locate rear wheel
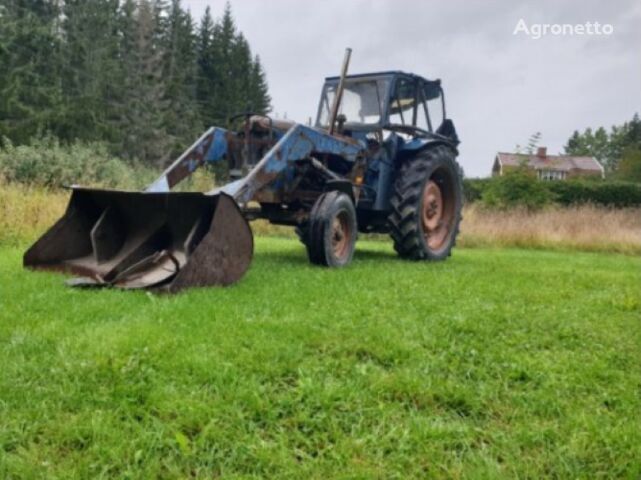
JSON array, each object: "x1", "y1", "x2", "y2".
[
  {"x1": 305, "y1": 191, "x2": 357, "y2": 267},
  {"x1": 388, "y1": 145, "x2": 462, "y2": 260}
]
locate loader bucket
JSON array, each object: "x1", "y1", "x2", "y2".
[{"x1": 24, "y1": 188, "x2": 253, "y2": 292}]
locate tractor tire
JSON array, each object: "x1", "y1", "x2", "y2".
[
  {"x1": 388, "y1": 145, "x2": 462, "y2": 260},
  {"x1": 306, "y1": 191, "x2": 357, "y2": 267}
]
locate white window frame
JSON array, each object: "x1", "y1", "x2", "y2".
[{"x1": 538, "y1": 169, "x2": 566, "y2": 181}]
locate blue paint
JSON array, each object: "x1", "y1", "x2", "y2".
[
  {"x1": 400, "y1": 137, "x2": 428, "y2": 151},
  {"x1": 234, "y1": 124, "x2": 365, "y2": 204},
  {"x1": 205, "y1": 128, "x2": 228, "y2": 163}
]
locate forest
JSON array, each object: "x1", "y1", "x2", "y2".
[{"x1": 0, "y1": 0, "x2": 271, "y2": 167}]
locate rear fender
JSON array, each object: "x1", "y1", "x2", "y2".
[{"x1": 398, "y1": 137, "x2": 457, "y2": 156}]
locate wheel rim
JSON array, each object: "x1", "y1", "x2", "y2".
[
  {"x1": 331, "y1": 211, "x2": 352, "y2": 259},
  {"x1": 421, "y1": 178, "x2": 454, "y2": 251}
]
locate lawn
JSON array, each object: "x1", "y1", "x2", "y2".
[{"x1": 1, "y1": 237, "x2": 640, "y2": 479}]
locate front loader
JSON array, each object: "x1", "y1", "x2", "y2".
[{"x1": 25, "y1": 49, "x2": 463, "y2": 292}]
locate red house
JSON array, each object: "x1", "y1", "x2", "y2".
[{"x1": 492, "y1": 147, "x2": 604, "y2": 180}]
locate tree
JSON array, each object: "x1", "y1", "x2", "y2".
[
  {"x1": 515, "y1": 132, "x2": 541, "y2": 154},
  {"x1": 249, "y1": 55, "x2": 271, "y2": 114},
  {"x1": 624, "y1": 113, "x2": 641, "y2": 149},
  {"x1": 526, "y1": 131, "x2": 542, "y2": 154},
  {"x1": 564, "y1": 113, "x2": 641, "y2": 174},
  {"x1": 212, "y1": 2, "x2": 239, "y2": 121},
  {"x1": 0, "y1": 0, "x2": 63, "y2": 143},
  {"x1": 565, "y1": 130, "x2": 583, "y2": 154},
  {"x1": 0, "y1": 0, "x2": 271, "y2": 169},
  {"x1": 117, "y1": 0, "x2": 172, "y2": 166},
  {"x1": 58, "y1": 0, "x2": 122, "y2": 145},
  {"x1": 161, "y1": 0, "x2": 200, "y2": 156},
  {"x1": 617, "y1": 147, "x2": 641, "y2": 182},
  {"x1": 565, "y1": 127, "x2": 592, "y2": 156},
  {"x1": 196, "y1": 6, "x2": 219, "y2": 127},
  {"x1": 195, "y1": 2, "x2": 270, "y2": 125},
  {"x1": 608, "y1": 124, "x2": 628, "y2": 169},
  {"x1": 591, "y1": 127, "x2": 610, "y2": 166}
]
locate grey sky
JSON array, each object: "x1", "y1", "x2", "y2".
[{"x1": 184, "y1": 0, "x2": 640, "y2": 177}]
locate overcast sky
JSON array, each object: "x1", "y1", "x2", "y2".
[{"x1": 184, "y1": 0, "x2": 640, "y2": 177}]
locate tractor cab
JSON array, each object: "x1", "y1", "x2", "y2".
[{"x1": 315, "y1": 71, "x2": 458, "y2": 143}]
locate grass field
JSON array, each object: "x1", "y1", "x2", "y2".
[{"x1": 1, "y1": 237, "x2": 640, "y2": 478}]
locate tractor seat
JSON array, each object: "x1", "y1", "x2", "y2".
[{"x1": 249, "y1": 115, "x2": 295, "y2": 133}]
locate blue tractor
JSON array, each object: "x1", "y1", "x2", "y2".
[{"x1": 25, "y1": 50, "x2": 463, "y2": 291}]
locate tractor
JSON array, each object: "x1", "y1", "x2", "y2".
[{"x1": 25, "y1": 49, "x2": 463, "y2": 291}]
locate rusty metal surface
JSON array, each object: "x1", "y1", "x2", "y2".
[
  {"x1": 249, "y1": 115, "x2": 294, "y2": 133},
  {"x1": 328, "y1": 48, "x2": 352, "y2": 136},
  {"x1": 226, "y1": 124, "x2": 365, "y2": 204},
  {"x1": 422, "y1": 180, "x2": 448, "y2": 249},
  {"x1": 24, "y1": 189, "x2": 253, "y2": 291},
  {"x1": 167, "y1": 194, "x2": 253, "y2": 292}
]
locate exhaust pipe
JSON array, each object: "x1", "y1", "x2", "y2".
[{"x1": 24, "y1": 188, "x2": 253, "y2": 292}]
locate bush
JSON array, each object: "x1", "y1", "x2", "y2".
[
  {"x1": 0, "y1": 136, "x2": 152, "y2": 189},
  {"x1": 465, "y1": 175, "x2": 641, "y2": 208},
  {"x1": 462, "y1": 177, "x2": 492, "y2": 203},
  {"x1": 547, "y1": 180, "x2": 641, "y2": 208},
  {"x1": 481, "y1": 169, "x2": 553, "y2": 210}
]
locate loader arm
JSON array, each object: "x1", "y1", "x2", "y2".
[
  {"x1": 218, "y1": 124, "x2": 364, "y2": 204},
  {"x1": 147, "y1": 123, "x2": 365, "y2": 205},
  {"x1": 147, "y1": 127, "x2": 229, "y2": 192}
]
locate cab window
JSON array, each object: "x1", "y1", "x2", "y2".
[
  {"x1": 388, "y1": 78, "x2": 416, "y2": 126},
  {"x1": 415, "y1": 87, "x2": 430, "y2": 131},
  {"x1": 423, "y1": 82, "x2": 444, "y2": 132}
]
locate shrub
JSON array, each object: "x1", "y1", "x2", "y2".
[
  {"x1": 0, "y1": 136, "x2": 152, "y2": 189},
  {"x1": 547, "y1": 180, "x2": 641, "y2": 208},
  {"x1": 481, "y1": 169, "x2": 553, "y2": 210},
  {"x1": 462, "y1": 178, "x2": 492, "y2": 203},
  {"x1": 465, "y1": 175, "x2": 641, "y2": 208}
]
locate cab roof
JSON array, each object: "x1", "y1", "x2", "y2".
[{"x1": 324, "y1": 71, "x2": 440, "y2": 86}]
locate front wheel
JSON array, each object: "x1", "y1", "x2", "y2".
[
  {"x1": 305, "y1": 191, "x2": 357, "y2": 267},
  {"x1": 388, "y1": 145, "x2": 462, "y2": 260}
]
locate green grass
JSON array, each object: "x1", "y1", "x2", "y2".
[{"x1": 1, "y1": 238, "x2": 640, "y2": 479}]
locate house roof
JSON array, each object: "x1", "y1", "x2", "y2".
[{"x1": 495, "y1": 152, "x2": 603, "y2": 173}]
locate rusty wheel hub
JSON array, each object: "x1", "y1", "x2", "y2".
[
  {"x1": 331, "y1": 211, "x2": 351, "y2": 259},
  {"x1": 422, "y1": 180, "x2": 451, "y2": 250}
]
